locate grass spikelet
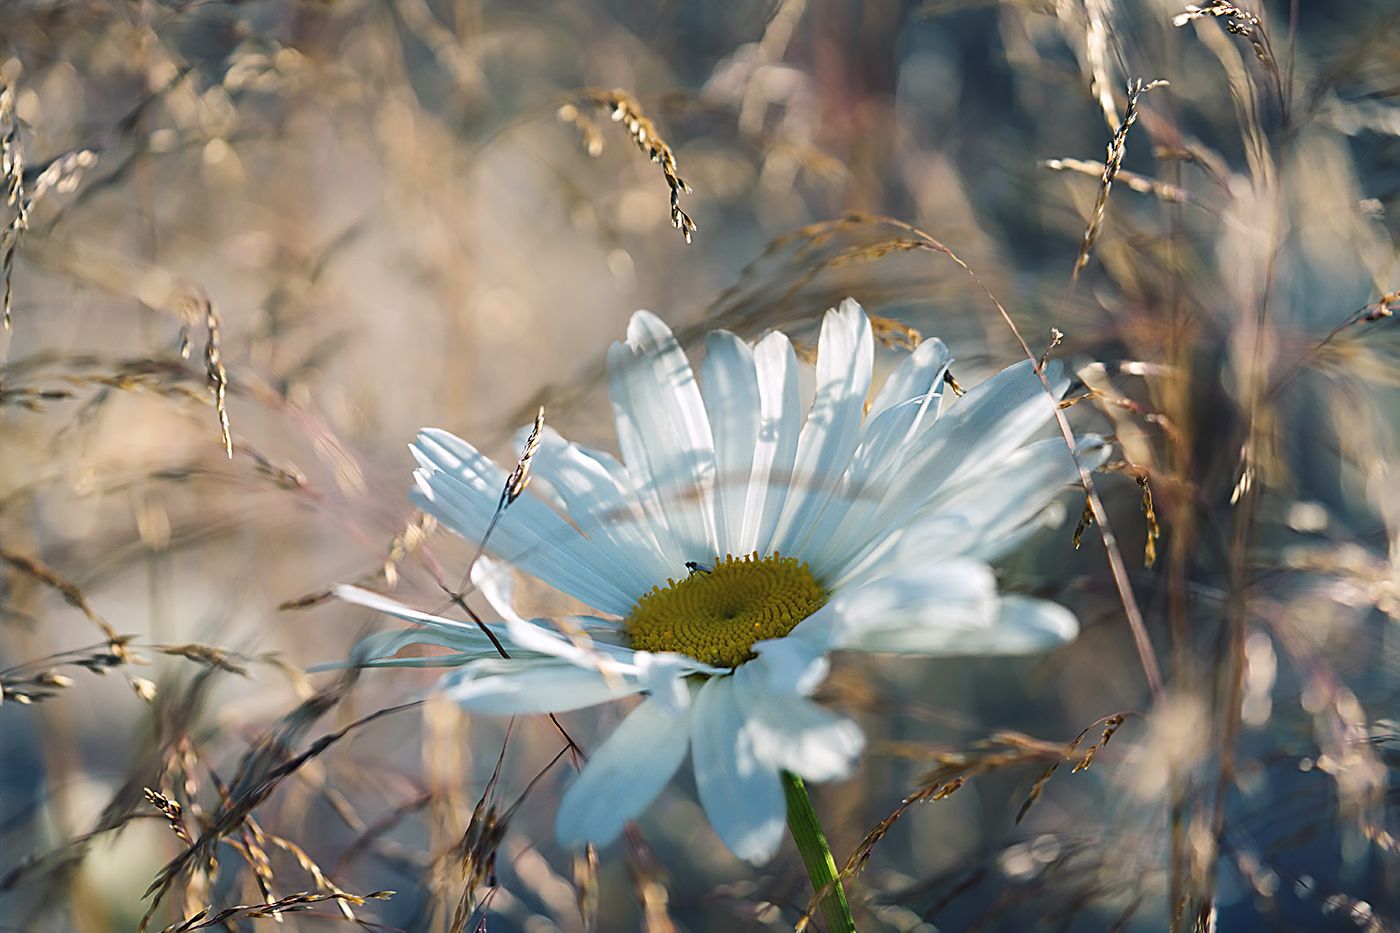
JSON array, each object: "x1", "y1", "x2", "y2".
[
  {"x1": 1, "y1": 78, "x2": 25, "y2": 332},
  {"x1": 573, "y1": 89, "x2": 696, "y2": 243},
  {"x1": 1070, "y1": 78, "x2": 1168, "y2": 287},
  {"x1": 1136, "y1": 475, "x2": 1160, "y2": 569},
  {"x1": 1071, "y1": 495, "x2": 1096, "y2": 549},
  {"x1": 504, "y1": 406, "x2": 544, "y2": 507},
  {"x1": 144, "y1": 788, "x2": 194, "y2": 845},
  {"x1": 182, "y1": 294, "x2": 233, "y2": 459},
  {"x1": 1173, "y1": 1, "x2": 1285, "y2": 113}
]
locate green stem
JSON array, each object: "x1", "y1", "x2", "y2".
[{"x1": 781, "y1": 771, "x2": 856, "y2": 932}]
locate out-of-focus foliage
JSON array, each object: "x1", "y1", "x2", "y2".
[{"x1": 1, "y1": 0, "x2": 1396, "y2": 930}]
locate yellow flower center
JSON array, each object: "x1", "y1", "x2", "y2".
[{"x1": 625, "y1": 552, "x2": 828, "y2": 668}]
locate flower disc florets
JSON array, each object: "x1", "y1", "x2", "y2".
[{"x1": 625, "y1": 552, "x2": 828, "y2": 667}]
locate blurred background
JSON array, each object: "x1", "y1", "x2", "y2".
[{"x1": 1, "y1": 0, "x2": 1397, "y2": 930}]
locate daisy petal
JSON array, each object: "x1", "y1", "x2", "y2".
[
  {"x1": 438, "y1": 657, "x2": 643, "y2": 714},
  {"x1": 522, "y1": 426, "x2": 678, "y2": 584},
  {"x1": 924, "y1": 435, "x2": 1111, "y2": 561},
  {"x1": 691, "y1": 675, "x2": 787, "y2": 864},
  {"x1": 410, "y1": 429, "x2": 638, "y2": 614},
  {"x1": 732, "y1": 666, "x2": 864, "y2": 782},
  {"x1": 805, "y1": 338, "x2": 951, "y2": 577},
  {"x1": 555, "y1": 696, "x2": 691, "y2": 848},
  {"x1": 311, "y1": 629, "x2": 489, "y2": 671},
  {"x1": 975, "y1": 595, "x2": 1080, "y2": 654},
  {"x1": 791, "y1": 558, "x2": 1000, "y2": 655},
  {"x1": 749, "y1": 636, "x2": 830, "y2": 697},
  {"x1": 771, "y1": 300, "x2": 874, "y2": 554},
  {"x1": 868, "y1": 335, "x2": 951, "y2": 423},
  {"x1": 608, "y1": 311, "x2": 719, "y2": 561},
  {"x1": 701, "y1": 330, "x2": 761, "y2": 557},
  {"x1": 335, "y1": 584, "x2": 505, "y2": 649},
  {"x1": 894, "y1": 359, "x2": 1069, "y2": 505},
  {"x1": 469, "y1": 559, "x2": 636, "y2": 665},
  {"x1": 740, "y1": 330, "x2": 802, "y2": 556},
  {"x1": 804, "y1": 396, "x2": 933, "y2": 579}
]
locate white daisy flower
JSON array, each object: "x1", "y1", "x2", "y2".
[{"x1": 336, "y1": 299, "x2": 1107, "y2": 865}]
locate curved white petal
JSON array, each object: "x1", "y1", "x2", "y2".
[
  {"x1": 868, "y1": 335, "x2": 950, "y2": 424},
  {"x1": 748, "y1": 636, "x2": 830, "y2": 697},
  {"x1": 633, "y1": 650, "x2": 712, "y2": 711},
  {"x1": 438, "y1": 657, "x2": 644, "y2": 714},
  {"x1": 739, "y1": 330, "x2": 802, "y2": 556},
  {"x1": 336, "y1": 584, "x2": 502, "y2": 646},
  {"x1": 312, "y1": 628, "x2": 490, "y2": 671},
  {"x1": 897, "y1": 359, "x2": 1069, "y2": 502},
  {"x1": 790, "y1": 558, "x2": 1000, "y2": 655},
  {"x1": 770, "y1": 300, "x2": 874, "y2": 555},
  {"x1": 967, "y1": 595, "x2": 1080, "y2": 654},
  {"x1": 409, "y1": 429, "x2": 638, "y2": 615},
  {"x1": 608, "y1": 311, "x2": 719, "y2": 561},
  {"x1": 825, "y1": 358, "x2": 1070, "y2": 569},
  {"x1": 469, "y1": 559, "x2": 636, "y2": 666},
  {"x1": 519, "y1": 426, "x2": 678, "y2": 584},
  {"x1": 731, "y1": 665, "x2": 864, "y2": 782},
  {"x1": 804, "y1": 337, "x2": 951, "y2": 577},
  {"x1": 921, "y1": 435, "x2": 1111, "y2": 561},
  {"x1": 690, "y1": 676, "x2": 787, "y2": 864},
  {"x1": 555, "y1": 697, "x2": 691, "y2": 848},
  {"x1": 701, "y1": 331, "x2": 761, "y2": 557}
]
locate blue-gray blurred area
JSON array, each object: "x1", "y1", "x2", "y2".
[{"x1": 1, "y1": 0, "x2": 1396, "y2": 930}]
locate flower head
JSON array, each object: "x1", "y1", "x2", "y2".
[{"x1": 336, "y1": 299, "x2": 1108, "y2": 864}]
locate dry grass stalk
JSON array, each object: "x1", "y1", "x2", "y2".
[
  {"x1": 869, "y1": 314, "x2": 921, "y2": 351},
  {"x1": 1173, "y1": 1, "x2": 1286, "y2": 114},
  {"x1": 817, "y1": 719, "x2": 1131, "y2": 923},
  {"x1": 1098, "y1": 461, "x2": 1163, "y2": 568},
  {"x1": 1137, "y1": 474, "x2": 1160, "y2": 568},
  {"x1": 1, "y1": 547, "x2": 124, "y2": 644},
  {"x1": 570, "y1": 89, "x2": 696, "y2": 243},
  {"x1": 1017, "y1": 714, "x2": 1129, "y2": 823},
  {"x1": 624, "y1": 837, "x2": 677, "y2": 933},
  {"x1": 0, "y1": 384, "x2": 75, "y2": 409},
  {"x1": 153, "y1": 643, "x2": 250, "y2": 676},
  {"x1": 137, "y1": 680, "x2": 419, "y2": 930},
  {"x1": 1, "y1": 667, "x2": 75, "y2": 705},
  {"x1": 1039, "y1": 327, "x2": 1065, "y2": 370},
  {"x1": 442, "y1": 769, "x2": 507, "y2": 931},
  {"x1": 158, "y1": 890, "x2": 393, "y2": 932},
  {"x1": 1072, "y1": 495, "x2": 1097, "y2": 550},
  {"x1": 1266, "y1": 289, "x2": 1399, "y2": 400},
  {"x1": 1042, "y1": 157, "x2": 1196, "y2": 207},
  {"x1": 1070, "y1": 79, "x2": 1168, "y2": 288}
]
